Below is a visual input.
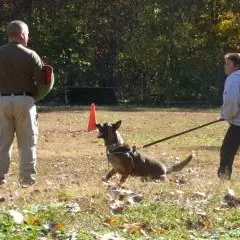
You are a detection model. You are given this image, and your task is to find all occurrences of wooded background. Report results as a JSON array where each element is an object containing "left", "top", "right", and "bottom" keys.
[{"left": 0, "top": 0, "right": 240, "bottom": 104}]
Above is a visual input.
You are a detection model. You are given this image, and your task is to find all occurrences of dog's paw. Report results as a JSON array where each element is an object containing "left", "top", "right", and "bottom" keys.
[
  {"left": 140, "top": 176, "right": 148, "bottom": 182},
  {"left": 101, "top": 176, "right": 108, "bottom": 183}
]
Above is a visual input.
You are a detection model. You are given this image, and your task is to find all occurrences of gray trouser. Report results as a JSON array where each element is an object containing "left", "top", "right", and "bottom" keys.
[{"left": 0, "top": 96, "right": 38, "bottom": 179}]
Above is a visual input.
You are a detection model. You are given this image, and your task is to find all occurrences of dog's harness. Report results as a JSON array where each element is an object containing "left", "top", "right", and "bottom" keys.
[
  {"left": 106, "top": 143, "right": 137, "bottom": 167},
  {"left": 106, "top": 143, "right": 136, "bottom": 156}
]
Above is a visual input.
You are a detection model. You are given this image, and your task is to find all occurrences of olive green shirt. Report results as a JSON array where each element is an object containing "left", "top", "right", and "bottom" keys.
[{"left": 0, "top": 42, "right": 44, "bottom": 94}]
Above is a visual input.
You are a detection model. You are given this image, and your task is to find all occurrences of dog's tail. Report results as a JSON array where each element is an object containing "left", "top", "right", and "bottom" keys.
[{"left": 166, "top": 153, "right": 194, "bottom": 174}]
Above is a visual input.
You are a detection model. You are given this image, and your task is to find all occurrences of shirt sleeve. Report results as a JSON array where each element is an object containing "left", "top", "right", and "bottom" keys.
[
  {"left": 31, "top": 51, "right": 45, "bottom": 85},
  {"left": 221, "top": 75, "right": 240, "bottom": 120}
]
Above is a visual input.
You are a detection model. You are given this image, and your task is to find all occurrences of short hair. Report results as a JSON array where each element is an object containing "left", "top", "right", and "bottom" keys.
[
  {"left": 224, "top": 53, "right": 240, "bottom": 67},
  {"left": 7, "top": 20, "right": 28, "bottom": 36}
]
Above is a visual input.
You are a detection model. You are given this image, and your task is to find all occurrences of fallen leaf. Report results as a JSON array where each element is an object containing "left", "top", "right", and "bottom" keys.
[
  {"left": 222, "top": 188, "right": 240, "bottom": 207},
  {"left": 121, "top": 222, "right": 144, "bottom": 233},
  {"left": 104, "top": 215, "right": 119, "bottom": 225},
  {"left": 26, "top": 216, "right": 41, "bottom": 225},
  {"left": 54, "top": 222, "right": 64, "bottom": 230},
  {"left": 43, "top": 222, "right": 64, "bottom": 232},
  {"left": 9, "top": 209, "right": 24, "bottom": 224},
  {"left": 203, "top": 218, "right": 212, "bottom": 231},
  {"left": 66, "top": 202, "right": 81, "bottom": 213}
]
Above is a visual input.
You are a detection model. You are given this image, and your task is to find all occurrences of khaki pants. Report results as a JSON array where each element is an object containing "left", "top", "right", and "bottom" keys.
[{"left": 0, "top": 96, "right": 38, "bottom": 180}]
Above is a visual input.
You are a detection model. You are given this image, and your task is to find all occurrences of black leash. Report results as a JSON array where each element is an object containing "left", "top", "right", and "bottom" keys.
[{"left": 143, "top": 119, "right": 223, "bottom": 148}]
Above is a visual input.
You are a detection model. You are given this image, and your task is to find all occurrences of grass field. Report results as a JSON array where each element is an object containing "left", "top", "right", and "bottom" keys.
[{"left": 1, "top": 105, "right": 240, "bottom": 239}]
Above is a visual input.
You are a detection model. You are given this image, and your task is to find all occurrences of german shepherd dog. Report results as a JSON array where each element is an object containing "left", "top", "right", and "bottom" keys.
[{"left": 96, "top": 120, "right": 193, "bottom": 186}]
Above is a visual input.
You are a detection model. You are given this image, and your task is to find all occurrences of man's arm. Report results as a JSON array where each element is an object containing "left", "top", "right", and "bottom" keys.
[{"left": 31, "top": 51, "right": 45, "bottom": 85}]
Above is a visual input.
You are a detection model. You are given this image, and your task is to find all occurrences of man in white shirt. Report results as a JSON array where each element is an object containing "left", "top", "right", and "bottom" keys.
[{"left": 218, "top": 53, "right": 240, "bottom": 180}]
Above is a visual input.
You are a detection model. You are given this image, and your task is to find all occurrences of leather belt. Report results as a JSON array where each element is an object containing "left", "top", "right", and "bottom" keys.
[{"left": 0, "top": 92, "right": 33, "bottom": 97}]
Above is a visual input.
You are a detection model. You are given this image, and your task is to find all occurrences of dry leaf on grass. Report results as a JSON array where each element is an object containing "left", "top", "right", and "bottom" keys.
[
  {"left": 26, "top": 216, "right": 41, "bottom": 225},
  {"left": 66, "top": 202, "right": 81, "bottom": 213},
  {"left": 121, "top": 222, "right": 150, "bottom": 239},
  {"left": 104, "top": 215, "right": 119, "bottom": 226},
  {"left": 203, "top": 218, "right": 212, "bottom": 231},
  {"left": 109, "top": 200, "right": 125, "bottom": 214},
  {"left": 150, "top": 226, "right": 167, "bottom": 234},
  {"left": 8, "top": 209, "right": 24, "bottom": 224},
  {"left": 43, "top": 222, "right": 64, "bottom": 231},
  {"left": 222, "top": 188, "right": 240, "bottom": 207},
  {"left": 41, "top": 222, "right": 65, "bottom": 237},
  {"left": 121, "top": 222, "right": 144, "bottom": 233}
]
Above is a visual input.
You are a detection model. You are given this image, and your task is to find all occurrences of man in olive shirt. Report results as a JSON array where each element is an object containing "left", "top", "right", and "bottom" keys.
[{"left": 0, "top": 20, "right": 45, "bottom": 186}]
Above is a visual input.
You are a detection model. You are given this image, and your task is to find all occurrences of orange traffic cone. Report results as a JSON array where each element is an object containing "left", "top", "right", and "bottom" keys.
[{"left": 88, "top": 103, "right": 97, "bottom": 131}]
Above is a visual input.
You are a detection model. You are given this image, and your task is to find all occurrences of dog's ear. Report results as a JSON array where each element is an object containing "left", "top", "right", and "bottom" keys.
[
  {"left": 113, "top": 120, "right": 122, "bottom": 130},
  {"left": 95, "top": 123, "right": 102, "bottom": 130}
]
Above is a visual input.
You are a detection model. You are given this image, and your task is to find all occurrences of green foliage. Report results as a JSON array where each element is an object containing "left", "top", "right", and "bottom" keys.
[
  {"left": 0, "top": 204, "right": 105, "bottom": 239},
  {"left": 0, "top": 0, "right": 240, "bottom": 103},
  {"left": 115, "top": 202, "right": 202, "bottom": 239},
  {"left": 0, "top": 200, "right": 232, "bottom": 239}
]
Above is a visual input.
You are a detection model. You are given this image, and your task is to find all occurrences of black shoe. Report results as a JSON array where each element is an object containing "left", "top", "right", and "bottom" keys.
[
  {"left": 20, "top": 177, "right": 36, "bottom": 187},
  {"left": 217, "top": 168, "right": 231, "bottom": 180},
  {"left": 0, "top": 176, "right": 6, "bottom": 186}
]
